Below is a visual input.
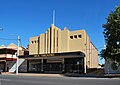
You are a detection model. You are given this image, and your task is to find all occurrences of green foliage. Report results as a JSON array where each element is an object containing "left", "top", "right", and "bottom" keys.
[{"left": 100, "top": 6, "right": 120, "bottom": 63}]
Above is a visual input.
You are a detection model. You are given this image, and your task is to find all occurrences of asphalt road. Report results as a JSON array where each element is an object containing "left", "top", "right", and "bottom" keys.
[{"left": 0, "top": 75, "right": 120, "bottom": 85}]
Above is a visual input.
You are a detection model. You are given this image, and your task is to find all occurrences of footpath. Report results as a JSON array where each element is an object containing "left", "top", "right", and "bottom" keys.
[
  {"left": 1, "top": 72, "right": 64, "bottom": 77},
  {"left": 1, "top": 72, "right": 120, "bottom": 78}
]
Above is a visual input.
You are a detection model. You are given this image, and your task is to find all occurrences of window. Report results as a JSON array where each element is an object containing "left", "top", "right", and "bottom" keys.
[
  {"left": 70, "top": 36, "right": 73, "bottom": 39},
  {"left": 78, "top": 35, "right": 82, "bottom": 38},
  {"left": 31, "top": 41, "right": 34, "bottom": 44},
  {"left": 74, "top": 35, "right": 77, "bottom": 38}
]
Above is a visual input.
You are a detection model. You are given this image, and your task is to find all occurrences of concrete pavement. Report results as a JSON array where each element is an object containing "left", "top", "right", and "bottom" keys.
[
  {"left": 1, "top": 72, "right": 120, "bottom": 78},
  {"left": 1, "top": 72, "right": 64, "bottom": 77}
]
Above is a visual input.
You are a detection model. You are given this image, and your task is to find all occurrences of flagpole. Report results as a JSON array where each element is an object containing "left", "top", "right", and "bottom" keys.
[{"left": 53, "top": 10, "right": 55, "bottom": 25}]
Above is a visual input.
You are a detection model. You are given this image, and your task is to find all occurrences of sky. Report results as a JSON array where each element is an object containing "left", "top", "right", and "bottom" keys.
[{"left": 0, "top": 0, "right": 120, "bottom": 64}]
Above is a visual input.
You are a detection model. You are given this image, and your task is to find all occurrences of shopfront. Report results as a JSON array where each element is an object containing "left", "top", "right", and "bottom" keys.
[{"left": 19, "top": 51, "right": 85, "bottom": 73}]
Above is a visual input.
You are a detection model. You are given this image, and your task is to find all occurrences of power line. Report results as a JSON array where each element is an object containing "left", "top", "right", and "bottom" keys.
[
  {"left": 0, "top": 38, "right": 17, "bottom": 40},
  {"left": 0, "top": 36, "right": 24, "bottom": 47}
]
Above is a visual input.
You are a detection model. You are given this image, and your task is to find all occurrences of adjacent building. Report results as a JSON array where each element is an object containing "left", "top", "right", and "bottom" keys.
[
  {"left": 19, "top": 24, "right": 98, "bottom": 73},
  {"left": 0, "top": 43, "right": 28, "bottom": 72}
]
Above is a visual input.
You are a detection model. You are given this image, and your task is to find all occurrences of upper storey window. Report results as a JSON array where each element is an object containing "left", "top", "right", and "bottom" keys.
[
  {"left": 31, "top": 40, "right": 38, "bottom": 44},
  {"left": 70, "top": 34, "right": 82, "bottom": 39},
  {"left": 74, "top": 35, "right": 77, "bottom": 38},
  {"left": 31, "top": 41, "right": 34, "bottom": 44},
  {"left": 70, "top": 36, "right": 73, "bottom": 39},
  {"left": 78, "top": 35, "right": 82, "bottom": 38}
]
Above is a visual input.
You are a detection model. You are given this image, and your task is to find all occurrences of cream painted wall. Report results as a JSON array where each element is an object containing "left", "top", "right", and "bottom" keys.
[
  {"left": 85, "top": 34, "right": 90, "bottom": 68},
  {"left": 39, "top": 34, "right": 45, "bottom": 54},
  {"left": 69, "top": 30, "right": 86, "bottom": 52},
  {"left": 58, "top": 29, "right": 61, "bottom": 52},
  {"left": 61, "top": 28, "right": 69, "bottom": 52},
  {"left": 29, "top": 36, "right": 38, "bottom": 55},
  {"left": 90, "top": 42, "right": 98, "bottom": 68},
  {"left": 51, "top": 25, "right": 54, "bottom": 53}
]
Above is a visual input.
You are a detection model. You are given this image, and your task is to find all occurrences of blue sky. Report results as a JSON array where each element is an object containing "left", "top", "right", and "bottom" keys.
[{"left": 0, "top": 0, "right": 120, "bottom": 64}]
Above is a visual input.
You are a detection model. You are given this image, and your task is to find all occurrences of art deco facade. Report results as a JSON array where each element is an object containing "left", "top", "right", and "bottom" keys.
[{"left": 29, "top": 24, "right": 98, "bottom": 69}]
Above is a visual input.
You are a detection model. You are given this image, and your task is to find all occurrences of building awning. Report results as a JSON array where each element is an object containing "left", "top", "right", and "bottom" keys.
[{"left": 19, "top": 51, "right": 85, "bottom": 60}]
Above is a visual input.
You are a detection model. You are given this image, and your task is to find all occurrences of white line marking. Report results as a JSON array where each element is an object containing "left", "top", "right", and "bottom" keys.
[{"left": 0, "top": 79, "right": 11, "bottom": 81}]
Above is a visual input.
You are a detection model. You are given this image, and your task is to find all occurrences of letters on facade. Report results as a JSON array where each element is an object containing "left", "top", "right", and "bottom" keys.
[{"left": 34, "top": 54, "right": 55, "bottom": 57}]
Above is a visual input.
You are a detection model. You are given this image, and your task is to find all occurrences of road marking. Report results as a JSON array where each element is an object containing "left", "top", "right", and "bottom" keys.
[
  {"left": 0, "top": 79, "right": 11, "bottom": 81},
  {"left": 0, "top": 79, "right": 11, "bottom": 85}
]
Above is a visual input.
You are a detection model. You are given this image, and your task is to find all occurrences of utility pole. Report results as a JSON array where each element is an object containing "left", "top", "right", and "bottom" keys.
[
  {"left": 16, "top": 36, "right": 20, "bottom": 74},
  {"left": 84, "top": 57, "right": 86, "bottom": 73}
]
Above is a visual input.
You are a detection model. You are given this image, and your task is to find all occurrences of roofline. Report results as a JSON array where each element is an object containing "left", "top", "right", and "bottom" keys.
[
  {"left": 90, "top": 41, "right": 98, "bottom": 51},
  {"left": 0, "top": 48, "right": 17, "bottom": 51}
]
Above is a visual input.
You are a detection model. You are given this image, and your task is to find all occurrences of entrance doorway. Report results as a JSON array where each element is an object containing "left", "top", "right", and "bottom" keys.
[
  {"left": 28, "top": 60, "right": 41, "bottom": 73},
  {"left": 65, "top": 58, "right": 84, "bottom": 73}
]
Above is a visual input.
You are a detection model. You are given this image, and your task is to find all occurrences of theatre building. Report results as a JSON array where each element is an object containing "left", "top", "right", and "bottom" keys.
[{"left": 19, "top": 24, "right": 98, "bottom": 73}]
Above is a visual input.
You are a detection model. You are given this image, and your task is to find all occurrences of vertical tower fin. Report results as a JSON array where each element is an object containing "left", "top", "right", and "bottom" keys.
[{"left": 52, "top": 10, "right": 55, "bottom": 25}]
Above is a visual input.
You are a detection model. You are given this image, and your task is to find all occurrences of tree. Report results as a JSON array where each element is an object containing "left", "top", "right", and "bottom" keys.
[{"left": 100, "top": 6, "right": 120, "bottom": 63}]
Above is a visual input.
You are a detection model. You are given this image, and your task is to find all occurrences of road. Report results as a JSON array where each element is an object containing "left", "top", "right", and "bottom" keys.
[{"left": 0, "top": 75, "right": 119, "bottom": 85}]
